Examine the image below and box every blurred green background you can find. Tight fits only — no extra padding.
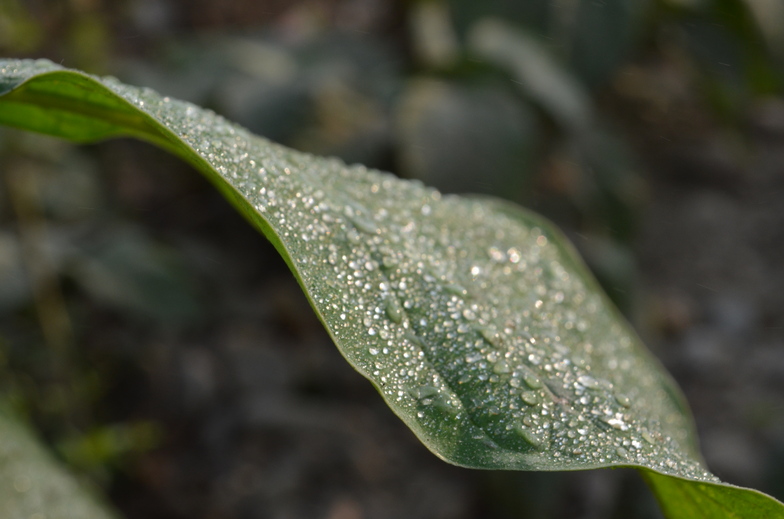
[2,1,784,517]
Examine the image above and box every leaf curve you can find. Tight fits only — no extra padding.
[1,59,782,518]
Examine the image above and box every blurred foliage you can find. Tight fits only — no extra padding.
[1,0,783,517]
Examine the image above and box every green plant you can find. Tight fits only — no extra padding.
[0,59,782,519]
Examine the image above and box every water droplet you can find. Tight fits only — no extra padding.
[516,427,546,450]
[348,211,379,234]
[479,326,501,347]
[382,255,398,269]
[614,392,631,408]
[405,331,425,348]
[411,385,439,400]
[523,373,543,389]
[385,297,405,324]
[602,416,629,431]
[465,352,483,364]
[521,391,540,406]
[433,395,460,415]
[577,375,601,389]
[445,283,467,296]
[493,360,511,374]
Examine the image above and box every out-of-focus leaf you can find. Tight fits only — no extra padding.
[125,33,399,166]
[0,232,30,310]
[0,0,44,53]
[743,0,784,58]
[67,225,202,322]
[1,59,783,519]
[468,19,593,133]
[449,0,551,38]
[569,0,650,88]
[0,406,118,519]
[396,78,536,199]
[409,1,460,69]
[677,0,781,98]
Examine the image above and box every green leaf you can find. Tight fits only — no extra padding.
[1,59,782,518]
[0,406,118,519]
[642,469,784,519]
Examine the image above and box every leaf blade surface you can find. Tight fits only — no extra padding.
[1,59,782,518]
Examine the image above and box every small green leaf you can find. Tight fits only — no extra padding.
[1,59,782,518]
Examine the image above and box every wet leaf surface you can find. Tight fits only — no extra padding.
[1,59,782,518]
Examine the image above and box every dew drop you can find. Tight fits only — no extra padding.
[479,327,501,347]
[577,375,601,389]
[445,283,468,296]
[382,255,398,269]
[493,360,511,374]
[433,395,460,415]
[465,352,483,364]
[516,427,547,450]
[602,416,629,431]
[523,373,543,389]
[385,297,405,324]
[521,391,540,406]
[411,385,439,400]
[614,392,631,408]
[405,331,425,348]
[348,212,380,234]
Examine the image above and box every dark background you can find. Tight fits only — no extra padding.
[2,1,784,517]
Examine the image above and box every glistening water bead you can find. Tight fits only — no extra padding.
[0,60,717,482]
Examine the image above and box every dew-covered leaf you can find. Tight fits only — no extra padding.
[1,59,782,518]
